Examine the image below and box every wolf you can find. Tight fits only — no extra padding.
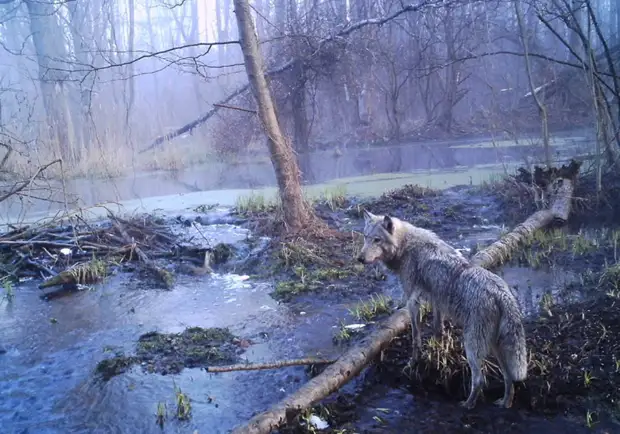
[356,210,528,409]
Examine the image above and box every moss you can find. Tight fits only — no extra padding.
[211,243,236,264]
[271,267,356,301]
[273,281,309,299]
[95,355,139,381]
[95,327,240,381]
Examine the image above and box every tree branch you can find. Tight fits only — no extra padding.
[0,159,62,204]
[206,358,335,373]
[140,1,436,153]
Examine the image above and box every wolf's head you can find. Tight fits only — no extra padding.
[356,209,400,265]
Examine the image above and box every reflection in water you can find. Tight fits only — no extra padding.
[0,269,335,433]
[0,216,352,433]
[0,135,589,225]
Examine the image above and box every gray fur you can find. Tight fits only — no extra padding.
[357,210,528,409]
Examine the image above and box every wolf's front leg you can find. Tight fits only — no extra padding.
[406,296,423,365]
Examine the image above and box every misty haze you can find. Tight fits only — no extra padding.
[0,0,619,433]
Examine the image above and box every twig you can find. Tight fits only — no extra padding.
[0,142,12,171]
[0,159,62,203]
[206,358,335,373]
[109,213,174,289]
[0,240,78,249]
[213,103,257,114]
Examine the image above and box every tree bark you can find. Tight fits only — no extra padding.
[66,1,95,151]
[125,0,136,131]
[437,6,457,133]
[291,61,309,154]
[515,0,551,167]
[233,0,314,231]
[230,167,578,434]
[25,0,77,162]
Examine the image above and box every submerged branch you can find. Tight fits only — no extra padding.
[206,358,335,373]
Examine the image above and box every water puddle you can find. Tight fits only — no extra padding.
[452,227,582,317]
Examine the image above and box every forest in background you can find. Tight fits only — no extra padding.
[0,0,617,179]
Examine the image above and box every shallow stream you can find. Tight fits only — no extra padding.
[0,205,584,434]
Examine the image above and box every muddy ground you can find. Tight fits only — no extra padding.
[224,168,620,433]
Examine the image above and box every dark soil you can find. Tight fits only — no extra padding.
[277,293,620,434]
[95,327,246,381]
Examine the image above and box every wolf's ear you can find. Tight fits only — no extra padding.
[382,215,394,234]
[362,208,376,223]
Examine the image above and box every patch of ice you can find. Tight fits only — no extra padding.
[308,414,329,430]
[344,324,366,330]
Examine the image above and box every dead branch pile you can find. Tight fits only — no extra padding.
[0,213,212,295]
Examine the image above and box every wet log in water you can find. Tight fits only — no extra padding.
[229,160,580,434]
[470,160,579,270]
[205,358,335,373]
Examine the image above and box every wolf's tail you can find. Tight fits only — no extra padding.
[497,299,528,381]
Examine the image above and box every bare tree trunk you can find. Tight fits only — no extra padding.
[172,1,204,110]
[216,0,230,65]
[224,0,231,55]
[25,0,76,162]
[291,62,309,153]
[388,64,402,141]
[437,6,457,133]
[125,0,136,131]
[190,0,203,108]
[107,1,123,109]
[230,165,579,434]
[515,0,551,167]
[67,0,94,151]
[144,0,161,102]
[233,0,314,231]
[566,0,584,61]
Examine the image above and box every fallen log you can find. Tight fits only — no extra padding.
[471,160,579,269]
[229,161,580,434]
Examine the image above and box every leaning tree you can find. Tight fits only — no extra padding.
[233,0,315,232]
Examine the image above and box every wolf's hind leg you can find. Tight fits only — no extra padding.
[460,328,490,410]
[406,296,423,365]
[491,346,516,408]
